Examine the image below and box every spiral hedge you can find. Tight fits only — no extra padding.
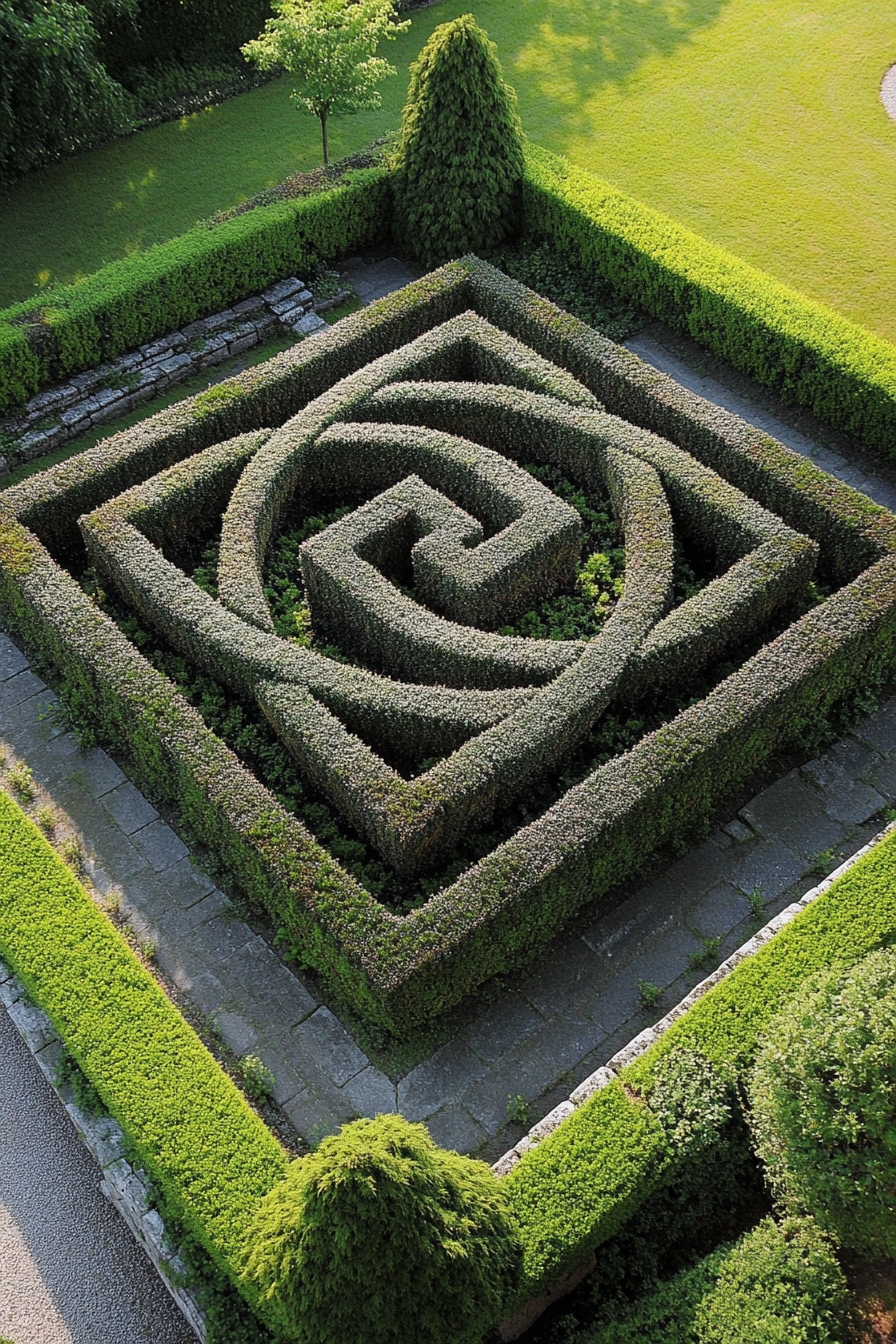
[2,257,896,1036]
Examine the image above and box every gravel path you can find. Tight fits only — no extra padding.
[882,63,896,123]
[0,1010,195,1344]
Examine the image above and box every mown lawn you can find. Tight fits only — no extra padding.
[1,0,895,339]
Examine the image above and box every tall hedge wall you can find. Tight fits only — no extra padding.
[522,144,896,459]
[1,259,895,1037]
[0,165,390,415]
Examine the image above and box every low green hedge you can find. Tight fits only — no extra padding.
[522,144,896,459]
[0,165,391,415]
[2,259,896,1038]
[505,827,896,1302]
[0,788,287,1290]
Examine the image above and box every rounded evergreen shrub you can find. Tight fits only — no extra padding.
[748,945,896,1258]
[391,14,525,266]
[241,1113,522,1344]
[695,1216,851,1344]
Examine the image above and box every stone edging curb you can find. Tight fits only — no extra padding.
[0,956,206,1342]
[492,818,895,1178]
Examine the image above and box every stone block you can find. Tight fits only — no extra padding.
[399,1037,487,1122]
[130,818,189,872]
[727,836,806,899]
[7,995,55,1053]
[569,1066,616,1107]
[292,312,326,336]
[293,1007,370,1088]
[158,353,192,377]
[340,1065,397,1118]
[0,975,25,1007]
[492,1149,520,1177]
[100,780,159,833]
[607,1026,658,1072]
[263,276,303,304]
[424,1104,488,1155]
[462,992,542,1064]
[526,1100,574,1145]
[228,333,258,357]
[0,634,29,680]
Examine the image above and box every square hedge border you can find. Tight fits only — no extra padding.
[1,257,895,1037]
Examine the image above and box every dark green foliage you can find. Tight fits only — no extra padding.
[0,0,135,180]
[575,1247,726,1344]
[242,1115,522,1343]
[578,1217,849,1344]
[0,167,391,414]
[694,1217,852,1344]
[749,946,896,1259]
[522,143,896,459]
[392,15,525,266]
[489,239,642,344]
[97,0,274,77]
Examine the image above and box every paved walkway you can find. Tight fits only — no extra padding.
[0,1009,194,1344]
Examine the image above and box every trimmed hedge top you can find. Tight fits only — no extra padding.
[0,789,287,1284]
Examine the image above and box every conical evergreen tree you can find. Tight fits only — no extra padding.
[392,14,525,266]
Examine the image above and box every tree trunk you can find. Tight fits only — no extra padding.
[320,110,329,166]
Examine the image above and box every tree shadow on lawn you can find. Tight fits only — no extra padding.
[504,0,728,133]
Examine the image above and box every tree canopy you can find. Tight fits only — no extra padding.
[243,0,409,165]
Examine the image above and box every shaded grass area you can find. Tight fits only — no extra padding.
[1,1,895,339]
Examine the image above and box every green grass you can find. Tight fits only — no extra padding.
[2,0,896,339]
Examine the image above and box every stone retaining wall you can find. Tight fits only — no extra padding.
[0,955,206,1342]
[0,275,348,472]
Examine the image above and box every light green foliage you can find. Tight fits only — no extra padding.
[749,946,896,1258]
[242,1114,522,1343]
[582,1217,849,1344]
[243,0,408,164]
[695,1217,851,1344]
[0,789,287,1288]
[392,14,525,265]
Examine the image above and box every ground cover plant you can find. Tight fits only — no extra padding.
[1,0,895,346]
[2,257,896,1042]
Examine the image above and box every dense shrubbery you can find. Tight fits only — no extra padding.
[3,259,896,1041]
[577,1217,850,1344]
[243,1115,521,1343]
[0,167,390,414]
[522,144,896,458]
[507,827,896,1301]
[392,15,525,266]
[749,946,896,1259]
[0,789,287,1292]
[0,0,135,179]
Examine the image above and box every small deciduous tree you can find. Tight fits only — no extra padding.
[242,0,409,166]
[241,1114,522,1344]
[391,13,525,266]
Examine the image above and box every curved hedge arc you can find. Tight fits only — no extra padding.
[2,258,896,1035]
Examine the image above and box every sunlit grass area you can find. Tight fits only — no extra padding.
[1,0,895,339]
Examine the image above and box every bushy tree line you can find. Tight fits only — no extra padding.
[0,0,135,178]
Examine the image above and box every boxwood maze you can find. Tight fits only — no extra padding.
[1,258,895,1037]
